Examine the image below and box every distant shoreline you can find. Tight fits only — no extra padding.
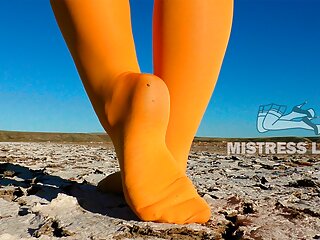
[0,130,111,143]
[0,130,319,143]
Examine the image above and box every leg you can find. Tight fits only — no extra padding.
[51,0,210,223]
[51,0,139,194]
[153,0,234,170]
[263,112,318,133]
[50,0,140,127]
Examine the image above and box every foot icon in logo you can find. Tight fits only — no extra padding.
[257,102,320,135]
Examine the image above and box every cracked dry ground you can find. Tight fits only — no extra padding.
[0,142,319,240]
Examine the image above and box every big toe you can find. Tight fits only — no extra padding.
[160,197,211,224]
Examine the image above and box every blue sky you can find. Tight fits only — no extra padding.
[0,0,319,137]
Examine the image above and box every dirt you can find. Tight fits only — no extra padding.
[0,141,319,239]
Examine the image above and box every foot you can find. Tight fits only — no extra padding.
[292,106,315,119]
[103,72,210,224]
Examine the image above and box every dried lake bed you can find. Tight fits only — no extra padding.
[0,141,319,239]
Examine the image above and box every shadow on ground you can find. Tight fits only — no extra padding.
[0,163,138,221]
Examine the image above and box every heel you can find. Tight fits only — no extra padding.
[302,117,319,135]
